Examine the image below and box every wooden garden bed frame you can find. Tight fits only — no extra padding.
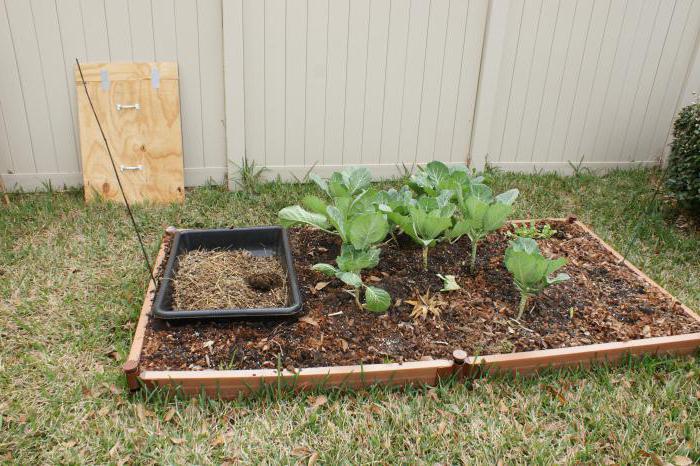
[123,219,700,398]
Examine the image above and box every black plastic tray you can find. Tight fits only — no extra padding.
[153,226,303,319]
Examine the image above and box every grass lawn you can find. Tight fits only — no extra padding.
[0,168,698,464]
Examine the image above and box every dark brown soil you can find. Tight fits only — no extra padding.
[140,220,700,371]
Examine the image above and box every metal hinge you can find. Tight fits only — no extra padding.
[116,103,141,111]
[120,165,143,172]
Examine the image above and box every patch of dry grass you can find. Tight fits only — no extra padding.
[172,249,287,310]
[0,168,698,464]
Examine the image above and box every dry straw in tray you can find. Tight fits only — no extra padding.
[172,249,287,310]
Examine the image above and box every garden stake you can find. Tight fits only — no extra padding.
[75,58,157,289]
[452,349,467,364]
[452,349,468,379]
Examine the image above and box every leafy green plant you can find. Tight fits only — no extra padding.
[437,274,460,291]
[278,167,392,312]
[278,167,379,237]
[504,237,570,319]
[508,221,557,240]
[373,185,416,243]
[231,156,267,193]
[374,185,414,215]
[380,162,519,271]
[448,185,519,271]
[409,161,486,198]
[311,251,390,312]
[387,195,456,270]
[666,101,700,212]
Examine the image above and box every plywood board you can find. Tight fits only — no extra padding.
[75,62,184,204]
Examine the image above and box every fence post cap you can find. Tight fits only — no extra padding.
[452,349,468,364]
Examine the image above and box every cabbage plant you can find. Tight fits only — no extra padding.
[278,167,392,312]
[308,213,391,312]
[504,237,570,319]
[311,247,390,313]
[278,167,378,237]
[410,161,486,198]
[387,194,456,270]
[448,185,519,271]
[308,209,391,313]
[374,185,414,216]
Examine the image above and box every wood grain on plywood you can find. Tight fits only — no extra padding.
[76,62,184,204]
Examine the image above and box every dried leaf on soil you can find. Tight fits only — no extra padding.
[308,451,320,466]
[299,316,320,327]
[435,420,447,436]
[109,441,120,458]
[407,290,446,321]
[639,450,665,466]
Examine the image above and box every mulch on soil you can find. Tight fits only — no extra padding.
[171,249,287,310]
[140,220,700,371]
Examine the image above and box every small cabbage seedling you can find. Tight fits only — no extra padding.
[306,213,390,312]
[448,185,519,271]
[437,274,460,291]
[504,237,570,319]
[509,221,557,239]
[387,195,456,270]
[278,167,379,237]
[311,247,391,312]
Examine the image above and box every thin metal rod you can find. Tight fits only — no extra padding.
[75,58,157,288]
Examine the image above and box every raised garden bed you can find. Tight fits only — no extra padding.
[124,218,700,397]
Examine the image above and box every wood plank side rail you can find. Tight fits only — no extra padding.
[123,239,168,390]
[123,219,700,397]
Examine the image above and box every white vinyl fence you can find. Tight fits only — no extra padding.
[472,0,700,172]
[224,0,489,181]
[0,0,226,189]
[1,0,699,191]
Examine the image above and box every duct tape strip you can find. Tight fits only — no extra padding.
[100,69,109,91]
[151,66,160,89]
